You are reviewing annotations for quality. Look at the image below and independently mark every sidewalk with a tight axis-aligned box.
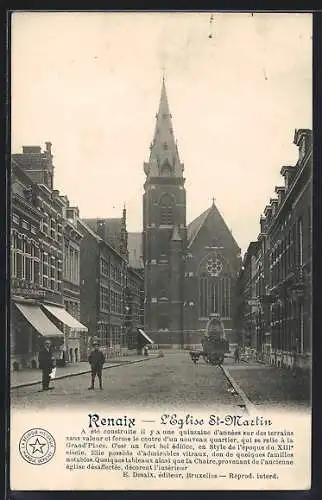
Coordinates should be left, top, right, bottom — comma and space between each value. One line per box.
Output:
224, 359, 311, 407
11, 353, 160, 389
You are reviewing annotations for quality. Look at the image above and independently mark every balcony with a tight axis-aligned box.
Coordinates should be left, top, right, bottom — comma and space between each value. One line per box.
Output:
11, 278, 46, 298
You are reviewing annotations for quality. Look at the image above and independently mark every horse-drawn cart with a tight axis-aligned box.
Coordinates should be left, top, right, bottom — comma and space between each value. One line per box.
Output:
189, 314, 229, 366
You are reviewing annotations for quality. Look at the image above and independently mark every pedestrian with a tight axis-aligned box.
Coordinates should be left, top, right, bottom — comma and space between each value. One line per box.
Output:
38, 339, 55, 391
88, 341, 105, 390
143, 345, 149, 356
234, 346, 240, 363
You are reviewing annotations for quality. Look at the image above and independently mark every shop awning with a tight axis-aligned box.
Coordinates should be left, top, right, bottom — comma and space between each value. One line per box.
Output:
138, 328, 154, 345
42, 305, 88, 331
15, 303, 64, 338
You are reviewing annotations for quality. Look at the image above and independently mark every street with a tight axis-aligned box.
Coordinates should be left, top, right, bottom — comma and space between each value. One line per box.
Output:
11, 351, 310, 411
11, 351, 244, 410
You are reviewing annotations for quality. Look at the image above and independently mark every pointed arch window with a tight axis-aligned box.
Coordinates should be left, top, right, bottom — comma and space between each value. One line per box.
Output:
160, 194, 174, 225
198, 254, 232, 319
199, 275, 232, 319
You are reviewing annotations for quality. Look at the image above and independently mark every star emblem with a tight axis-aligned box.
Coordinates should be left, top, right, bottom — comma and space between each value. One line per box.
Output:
28, 437, 46, 454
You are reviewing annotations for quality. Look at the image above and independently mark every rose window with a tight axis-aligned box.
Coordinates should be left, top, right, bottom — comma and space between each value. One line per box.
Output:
206, 256, 223, 277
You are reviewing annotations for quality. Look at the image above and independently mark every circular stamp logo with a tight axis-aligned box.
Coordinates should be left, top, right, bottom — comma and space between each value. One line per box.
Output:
19, 428, 56, 465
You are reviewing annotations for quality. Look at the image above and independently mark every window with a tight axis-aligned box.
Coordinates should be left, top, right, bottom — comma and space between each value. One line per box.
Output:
12, 214, 20, 225
42, 252, 49, 284
199, 275, 231, 319
100, 286, 110, 311
11, 233, 17, 278
31, 225, 37, 235
100, 258, 109, 277
160, 195, 174, 225
50, 219, 56, 239
75, 251, 79, 284
297, 218, 303, 266
111, 325, 121, 346
199, 275, 208, 317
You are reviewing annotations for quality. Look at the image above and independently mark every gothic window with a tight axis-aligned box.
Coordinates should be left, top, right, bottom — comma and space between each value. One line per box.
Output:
160, 194, 174, 225
206, 256, 223, 277
198, 254, 232, 319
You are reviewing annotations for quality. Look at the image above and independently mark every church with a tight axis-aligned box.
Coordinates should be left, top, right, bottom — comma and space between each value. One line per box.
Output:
142, 79, 242, 346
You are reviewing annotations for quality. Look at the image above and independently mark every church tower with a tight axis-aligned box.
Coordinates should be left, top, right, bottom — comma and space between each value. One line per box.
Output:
143, 78, 187, 344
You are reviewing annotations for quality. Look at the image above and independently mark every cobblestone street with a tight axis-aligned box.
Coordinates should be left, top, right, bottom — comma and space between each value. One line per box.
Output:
11, 351, 244, 410
11, 350, 311, 411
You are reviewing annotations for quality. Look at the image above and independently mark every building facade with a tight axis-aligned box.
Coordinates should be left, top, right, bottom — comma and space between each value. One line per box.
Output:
78, 219, 128, 356
125, 267, 144, 350
11, 144, 87, 370
184, 202, 242, 345
236, 129, 312, 369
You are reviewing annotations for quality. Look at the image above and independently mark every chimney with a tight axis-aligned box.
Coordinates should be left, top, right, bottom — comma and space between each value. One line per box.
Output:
96, 219, 106, 240
45, 141, 52, 155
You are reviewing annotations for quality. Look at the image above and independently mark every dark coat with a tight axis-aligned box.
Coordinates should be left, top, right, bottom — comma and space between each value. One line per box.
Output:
88, 349, 105, 367
38, 348, 54, 371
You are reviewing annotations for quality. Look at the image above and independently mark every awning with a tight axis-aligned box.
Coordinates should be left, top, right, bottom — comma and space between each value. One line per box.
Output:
138, 328, 154, 345
42, 304, 88, 331
15, 303, 64, 338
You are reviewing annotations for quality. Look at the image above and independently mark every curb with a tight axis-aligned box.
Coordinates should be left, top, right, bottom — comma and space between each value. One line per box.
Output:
221, 365, 256, 414
11, 355, 161, 390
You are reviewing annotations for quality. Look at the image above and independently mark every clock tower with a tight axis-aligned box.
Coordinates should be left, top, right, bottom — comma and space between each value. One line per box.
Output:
142, 78, 187, 344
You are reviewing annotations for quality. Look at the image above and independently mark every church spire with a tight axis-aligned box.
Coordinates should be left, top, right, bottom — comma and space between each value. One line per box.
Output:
144, 78, 184, 178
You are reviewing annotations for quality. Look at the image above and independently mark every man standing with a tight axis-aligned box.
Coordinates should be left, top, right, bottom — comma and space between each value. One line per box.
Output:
88, 341, 105, 390
234, 346, 240, 363
38, 339, 55, 391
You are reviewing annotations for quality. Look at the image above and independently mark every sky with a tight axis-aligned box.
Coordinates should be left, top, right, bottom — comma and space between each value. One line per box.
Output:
11, 12, 312, 255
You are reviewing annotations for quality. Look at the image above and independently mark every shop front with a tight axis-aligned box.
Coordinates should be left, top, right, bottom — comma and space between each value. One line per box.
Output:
11, 299, 64, 371
41, 304, 88, 363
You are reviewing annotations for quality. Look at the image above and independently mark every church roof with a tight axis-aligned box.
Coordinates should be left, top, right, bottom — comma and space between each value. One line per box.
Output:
187, 201, 240, 252
128, 232, 144, 269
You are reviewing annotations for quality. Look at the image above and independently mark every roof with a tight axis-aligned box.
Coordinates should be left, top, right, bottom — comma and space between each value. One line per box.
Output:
78, 219, 103, 243
187, 206, 212, 246
187, 202, 240, 252
128, 232, 144, 269
82, 218, 122, 252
